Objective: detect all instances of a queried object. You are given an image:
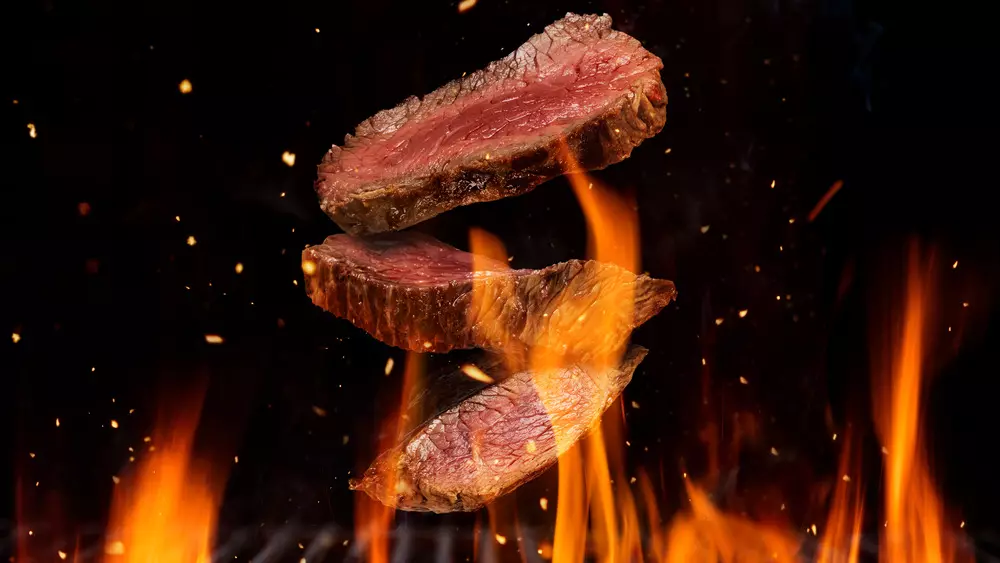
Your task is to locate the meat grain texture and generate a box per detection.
[349,346,648,512]
[302,233,676,357]
[316,13,667,235]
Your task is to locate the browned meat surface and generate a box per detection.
[315,13,666,235]
[349,346,647,512]
[302,232,676,358]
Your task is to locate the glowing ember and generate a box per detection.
[186,235,197,246]
[301,259,317,275]
[457,0,477,13]
[178,79,193,94]
[234,262,244,274]
[384,357,394,375]
[460,363,495,384]
[282,151,296,166]
[12,332,20,343]
[110,419,119,429]
[204,334,223,344]
[808,180,844,222]
[540,497,549,511]
[27,123,37,138]
[78,202,91,216]
[738,309,748,318]
[495,534,507,545]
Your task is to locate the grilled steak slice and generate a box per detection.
[349,346,647,512]
[316,13,667,235]
[302,232,676,358]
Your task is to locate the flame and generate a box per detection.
[355,351,424,563]
[103,388,219,563]
[816,428,864,563]
[871,244,971,563]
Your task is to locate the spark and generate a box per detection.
[807,179,844,222]
[186,235,197,246]
[91,366,95,372]
[27,123,37,138]
[112,475,120,484]
[12,332,20,343]
[58,551,67,560]
[810,524,818,536]
[832,433,838,441]
[776,295,782,300]
[301,260,317,275]
[234,456,239,463]
[312,406,327,417]
[754,264,761,272]
[280,191,286,197]
[179,79,193,94]
[739,376,749,384]
[738,309,748,318]
[771,180,776,189]
[175,215,181,222]
[952,260,959,269]
[384,357,395,375]
[494,534,507,545]
[960,521,966,528]
[770,446,779,456]
[143,437,151,442]
[78,202,91,216]
[539,497,548,510]
[701,358,706,365]
[700,224,711,233]
[110,420,119,429]
[204,334,224,344]
[842,474,851,482]
[962,301,969,308]
[460,364,495,383]
[631,400,640,409]
[55,418,60,427]
[457,0,477,12]
[422,341,433,349]
[282,151,296,166]
[789,218,796,224]
[715,317,724,326]
[315,28,320,33]
[664,147,672,154]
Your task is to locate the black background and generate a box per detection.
[4,0,1000,560]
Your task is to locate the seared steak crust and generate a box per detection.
[316,13,667,235]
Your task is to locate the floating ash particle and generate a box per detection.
[204,334,224,344]
[539,497,548,511]
[78,202,91,216]
[12,332,20,343]
[186,235,197,246]
[105,541,125,555]
[112,475,120,484]
[739,309,748,318]
[58,550,67,560]
[301,259,317,275]
[178,79,193,94]
[312,406,327,417]
[495,534,507,545]
[461,364,495,383]
[27,123,37,138]
[953,260,959,269]
[700,225,711,233]
[739,376,749,384]
[384,357,395,375]
[234,262,244,274]
[770,447,779,456]
[457,0,477,13]
[715,317,724,326]
[282,151,296,167]
[110,420,119,429]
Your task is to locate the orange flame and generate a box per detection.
[871,244,971,563]
[103,388,219,563]
[816,428,864,563]
[355,351,424,563]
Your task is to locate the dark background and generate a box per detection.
[4,0,1000,560]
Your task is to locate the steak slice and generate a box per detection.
[349,345,647,512]
[316,13,667,235]
[302,232,676,359]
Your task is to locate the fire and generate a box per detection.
[816,428,864,563]
[871,244,971,563]
[102,388,219,563]
[354,351,424,563]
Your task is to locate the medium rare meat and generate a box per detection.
[302,232,676,358]
[349,345,647,512]
[316,13,667,235]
